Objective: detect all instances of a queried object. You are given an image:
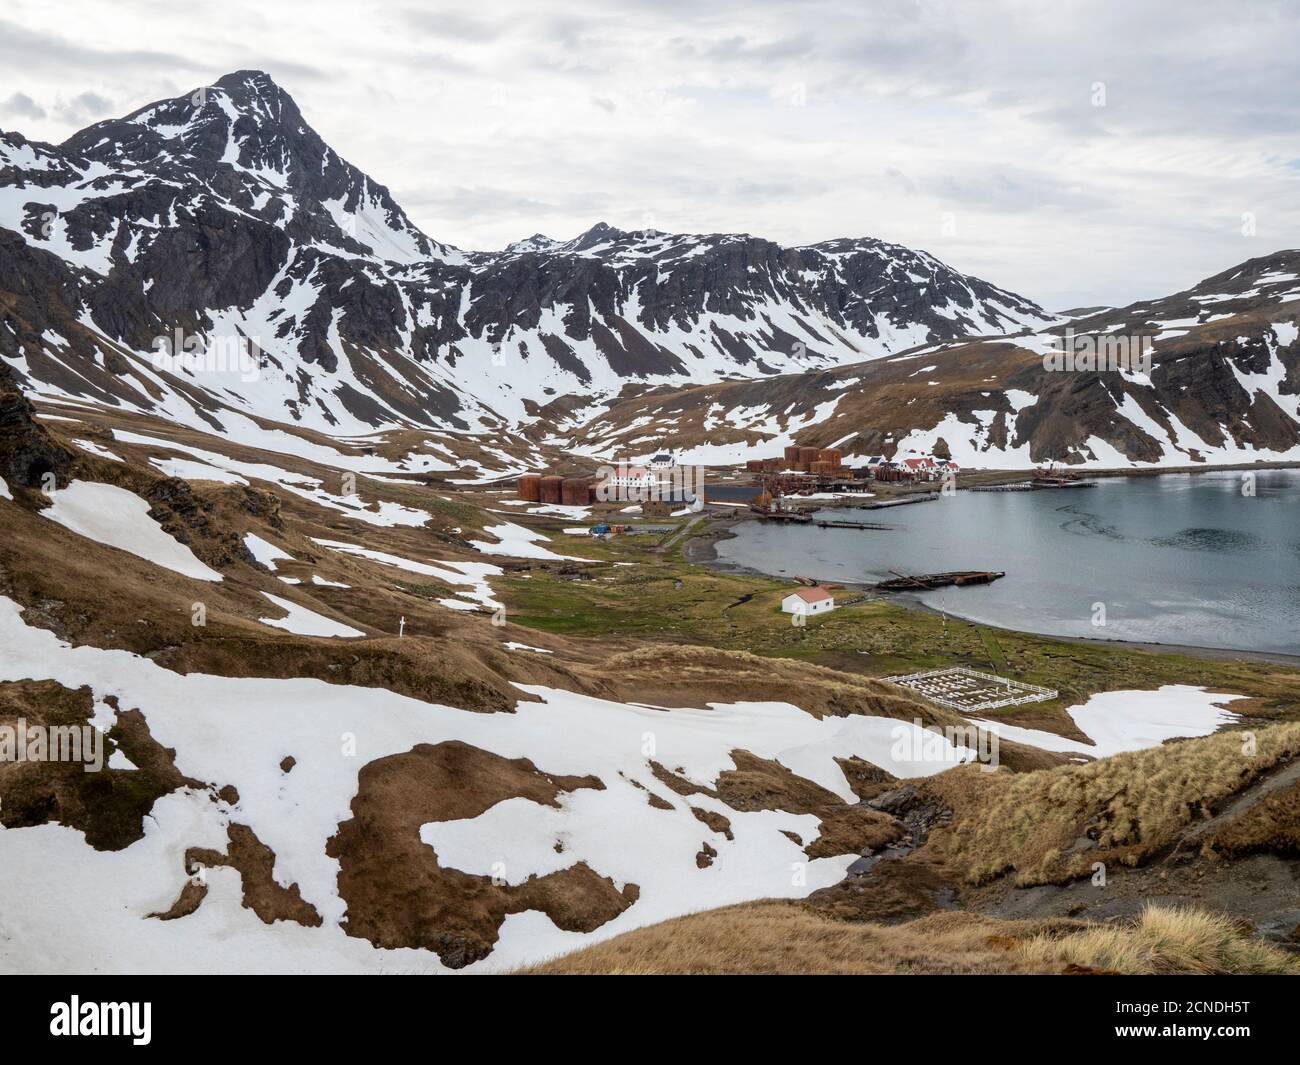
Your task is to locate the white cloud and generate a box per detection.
[1,91,46,120]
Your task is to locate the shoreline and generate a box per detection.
[900,595,1300,667]
[681,509,1300,668]
[962,458,1300,482]
[698,460,1300,514]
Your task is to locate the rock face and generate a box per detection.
[572,251,1300,468]
[0,70,1050,439]
[0,358,72,491]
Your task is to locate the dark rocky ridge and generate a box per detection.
[573,256,1300,466]
[0,358,72,492]
[0,71,1050,436]
[3,70,1296,466]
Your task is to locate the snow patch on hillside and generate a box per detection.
[244,533,293,570]
[257,592,365,638]
[469,522,595,561]
[42,480,222,582]
[974,685,1243,758]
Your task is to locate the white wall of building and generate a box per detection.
[781,594,834,615]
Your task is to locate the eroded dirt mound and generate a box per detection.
[327,740,637,968]
[1199,771,1300,859]
[180,824,322,927]
[653,749,904,861]
[809,728,1300,944]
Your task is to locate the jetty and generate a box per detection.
[860,492,940,509]
[875,569,1006,592]
[1032,476,1094,488]
[749,507,812,523]
[970,479,1094,492]
[815,517,895,530]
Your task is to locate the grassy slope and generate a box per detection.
[518,900,1299,976]
[925,722,1300,886]
[499,522,1300,730]
[14,409,1300,969]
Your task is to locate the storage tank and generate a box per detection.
[746,459,763,472]
[517,474,542,502]
[539,475,564,504]
[561,477,590,506]
[818,448,842,465]
[762,457,780,471]
[798,446,819,464]
[783,445,803,464]
[810,460,833,475]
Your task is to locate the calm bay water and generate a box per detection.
[714,470,1300,655]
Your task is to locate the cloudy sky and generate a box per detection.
[3,0,1298,309]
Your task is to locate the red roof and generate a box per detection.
[790,586,833,603]
[902,457,931,468]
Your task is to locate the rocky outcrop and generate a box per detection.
[0,358,72,491]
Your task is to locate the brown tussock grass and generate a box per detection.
[1018,905,1299,976]
[923,722,1300,886]
[516,900,1297,976]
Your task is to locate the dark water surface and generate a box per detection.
[714,470,1300,654]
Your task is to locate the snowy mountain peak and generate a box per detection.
[1,73,1056,442]
[60,71,460,267]
[562,221,627,253]
[504,234,561,255]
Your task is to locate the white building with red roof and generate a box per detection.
[780,586,835,616]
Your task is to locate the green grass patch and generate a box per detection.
[496,544,1300,722]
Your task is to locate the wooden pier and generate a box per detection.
[1032,477,1094,488]
[750,508,812,522]
[750,508,894,531]
[860,492,940,509]
[815,517,895,530]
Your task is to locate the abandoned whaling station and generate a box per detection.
[515,453,707,518]
[512,443,1093,511]
[512,449,1011,584]
[508,452,1057,707]
[743,446,960,492]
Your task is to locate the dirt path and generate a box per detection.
[656,514,705,555]
[1172,753,1300,858]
